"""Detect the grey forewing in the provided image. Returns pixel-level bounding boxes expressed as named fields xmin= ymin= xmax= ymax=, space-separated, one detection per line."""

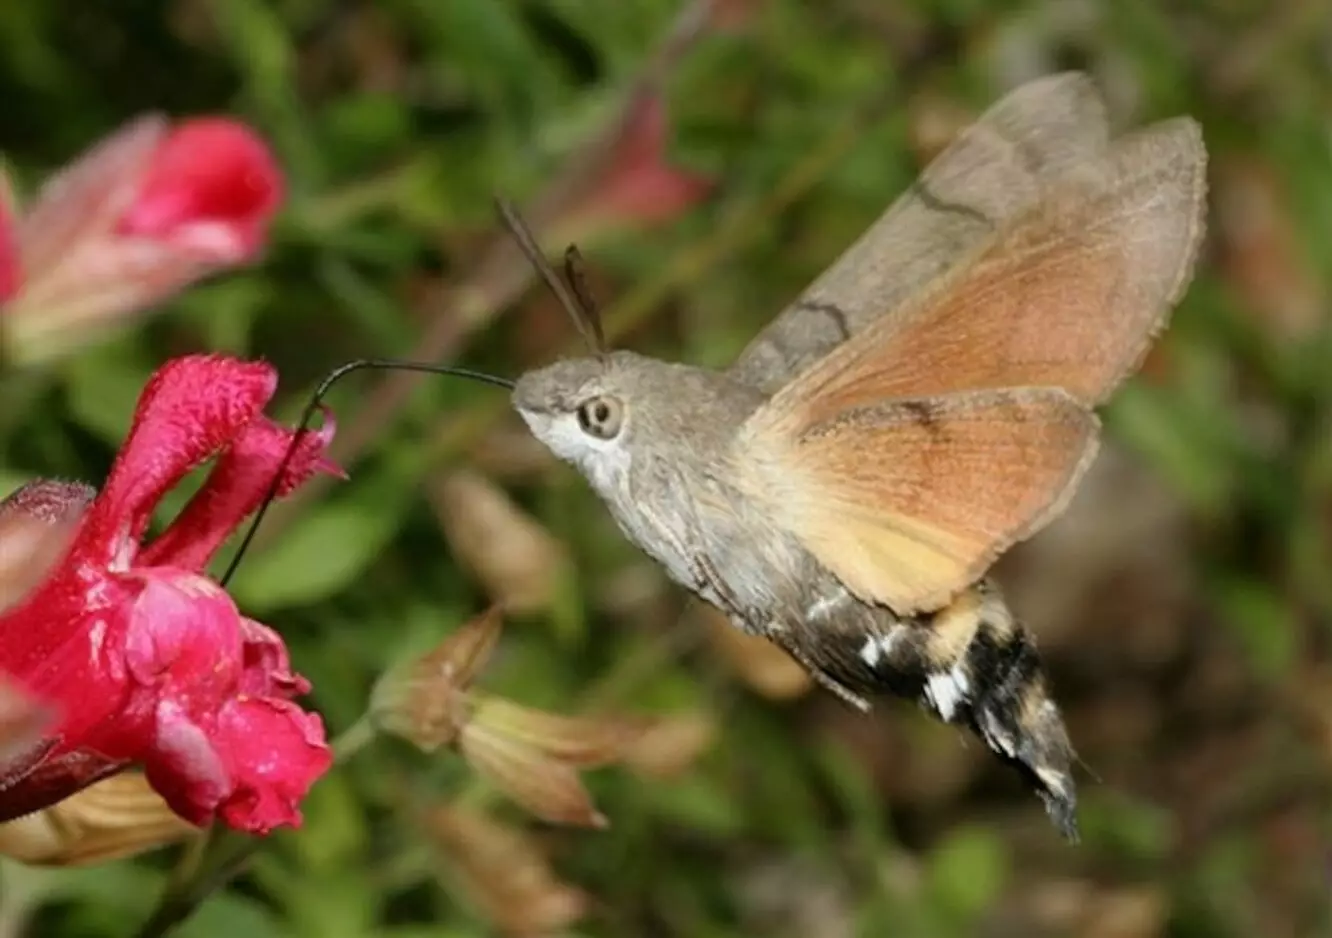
xmin=726 ymin=71 xmax=1111 ymax=395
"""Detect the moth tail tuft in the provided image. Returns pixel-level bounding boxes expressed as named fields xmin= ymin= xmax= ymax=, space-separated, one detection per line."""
xmin=804 ymin=582 xmax=1081 ymax=840
xmin=937 ymin=594 xmax=1080 ymax=842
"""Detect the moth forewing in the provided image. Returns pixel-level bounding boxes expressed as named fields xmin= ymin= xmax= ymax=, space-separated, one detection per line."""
xmin=728 ymin=71 xmax=1112 ymax=393
xmin=735 ymin=388 xmax=1101 ymax=614
xmin=742 ymin=118 xmax=1207 ymax=440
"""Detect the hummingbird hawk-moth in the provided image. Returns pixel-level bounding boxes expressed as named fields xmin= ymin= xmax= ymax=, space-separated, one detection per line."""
xmin=507 ymin=72 xmax=1209 ymax=839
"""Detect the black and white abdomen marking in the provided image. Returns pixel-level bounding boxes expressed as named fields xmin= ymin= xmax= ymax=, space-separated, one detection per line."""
xmin=790 ymin=580 xmax=1080 ymax=841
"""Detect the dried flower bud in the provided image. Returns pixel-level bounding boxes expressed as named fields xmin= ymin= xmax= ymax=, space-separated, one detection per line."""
xmin=458 ymin=697 xmax=648 ymax=829
xmin=622 ymin=710 xmax=718 ymax=779
xmin=0 ymin=772 xmax=200 ymax=866
xmin=469 ymin=697 xmax=646 ymax=767
xmin=426 ymin=804 xmax=589 ymax=937
xmin=459 ymin=706 xmax=607 ymax=829
xmin=430 ymin=470 xmax=570 ymax=614
xmin=0 ymin=481 xmax=95 ymax=613
xmin=1215 ymin=155 xmax=1323 ymax=342
xmin=370 ymin=606 xmax=503 ymax=750
xmin=700 ymin=606 xmax=813 ymax=699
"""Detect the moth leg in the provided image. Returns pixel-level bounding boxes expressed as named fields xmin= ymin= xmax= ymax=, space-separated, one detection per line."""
xmin=689 ymin=552 xmax=745 ymax=617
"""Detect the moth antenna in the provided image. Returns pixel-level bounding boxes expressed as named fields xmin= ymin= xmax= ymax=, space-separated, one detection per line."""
xmin=495 ymin=197 xmax=604 ymax=357
xmin=562 ymin=244 xmax=607 ymax=355
xmin=219 ymin=358 xmax=515 ymax=588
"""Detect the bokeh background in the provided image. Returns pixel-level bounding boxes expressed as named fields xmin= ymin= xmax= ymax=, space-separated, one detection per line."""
xmin=1 ymin=0 xmax=1331 ymax=935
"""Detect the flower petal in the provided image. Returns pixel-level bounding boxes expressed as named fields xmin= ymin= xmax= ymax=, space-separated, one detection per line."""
xmin=19 ymin=115 xmax=168 ymax=286
xmin=554 ymin=94 xmax=712 ymax=239
xmin=210 ymin=697 xmax=329 ymax=833
xmin=140 ymin=409 xmax=339 ymax=571
xmin=117 ymin=118 xmax=284 ymax=263
xmin=0 ymin=185 xmax=20 ymax=301
xmin=237 ymin=618 xmax=309 ymax=697
xmin=122 ymin=571 xmax=327 ymax=833
xmin=75 ymin=355 xmax=277 ymax=566
xmin=5 ymin=238 xmax=210 ymax=363
xmin=147 ymin=695 xmax=329 ymax=833
xmin=0 ymin=480 xmax=95 ymax=614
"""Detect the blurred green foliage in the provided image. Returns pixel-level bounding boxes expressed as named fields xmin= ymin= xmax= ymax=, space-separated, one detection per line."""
xmin=1 ymin=0 xmax=1330 ymax=936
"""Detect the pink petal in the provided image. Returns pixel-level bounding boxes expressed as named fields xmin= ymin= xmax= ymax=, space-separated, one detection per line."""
xmin=0 ymin=480 xmax=95 ymax=616
xmin=145 ymin=699 xmax=231 ymax=827
xmin=117 ymin=118 xmax=284 ymax=262
xmin=146 ymin=694 xmax=329 ymax=833
xmin=5 ymin=238 xmax=210 ymax=348
xmin=237 ymin=618 xmax=309 ymax=697
xmin=557 ymin=95 xmax=712 ymax=237
xmin=140 ymin=410 xmax=339 ymax=571
xmin=74 ymin=356 xmax=277 ymax=567
xmin=585 ymin=162 xmax=714 ymax=227
xmin=121 ymin=573 xmax=240 ymax=689
xmin=0 ymin=196 xmax=20 ymax=301
xmin=211 ymin=697 xmax=329 ymax=833
xmin=614 ymin=94 xmax=669 ymax=173
xmin=115 ymin=570 xmax=327 ymax=832
xmin=19 ymin=116 xmax=168 ymax=285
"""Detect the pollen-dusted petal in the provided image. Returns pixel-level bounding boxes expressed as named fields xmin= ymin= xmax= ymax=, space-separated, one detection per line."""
xmin=75 ymin=356 xmax=277 ymax=565
xmin=140 ymin=409 xmax=340 ymax=571
xmin=0 ymin=481 xmax=94 ymax=613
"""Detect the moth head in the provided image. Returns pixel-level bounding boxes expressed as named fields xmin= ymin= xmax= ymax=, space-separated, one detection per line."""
xmin=512 ymin=352 xmax=761 ymax=492
xmin=511 ymin=351 xmax=642 ymax=480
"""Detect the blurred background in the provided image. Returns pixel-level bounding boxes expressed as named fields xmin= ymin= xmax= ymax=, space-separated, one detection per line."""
xmin=0 ymin=0 xmax=1330 ymax=935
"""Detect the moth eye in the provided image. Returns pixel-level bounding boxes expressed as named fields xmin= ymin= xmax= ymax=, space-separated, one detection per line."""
xmin=576 ymin=395 xmax=624 ymax=440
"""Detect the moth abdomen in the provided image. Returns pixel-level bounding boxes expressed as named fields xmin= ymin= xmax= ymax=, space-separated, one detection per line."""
xmin=796 ymin=581 xmax=1078 ymax=840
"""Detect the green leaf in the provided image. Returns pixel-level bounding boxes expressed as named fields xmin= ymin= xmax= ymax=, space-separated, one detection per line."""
xmin=229 ymin=498 xmax=405 ymax=612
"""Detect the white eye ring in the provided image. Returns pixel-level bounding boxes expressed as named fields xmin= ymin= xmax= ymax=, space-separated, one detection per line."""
xmin=576 ymin=396 xmax=624 ymax=440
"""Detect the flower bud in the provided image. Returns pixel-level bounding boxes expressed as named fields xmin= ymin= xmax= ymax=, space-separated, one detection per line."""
xmin=425 ymin=804 xmax=588 ymax=937
xmin=370 ymin=607 xmax=503 ymax=751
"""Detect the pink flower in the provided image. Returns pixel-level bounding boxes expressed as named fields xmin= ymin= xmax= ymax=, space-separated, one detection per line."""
xmin=116 ymin=119 xmax=282 ymax=261
xmin=0 ymin=355 xmax=337 ymax=834
xmin=553 ymin=94 xmax=713 ymax=245
xmin=0 ymin=117 xmax=284 ymax=364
